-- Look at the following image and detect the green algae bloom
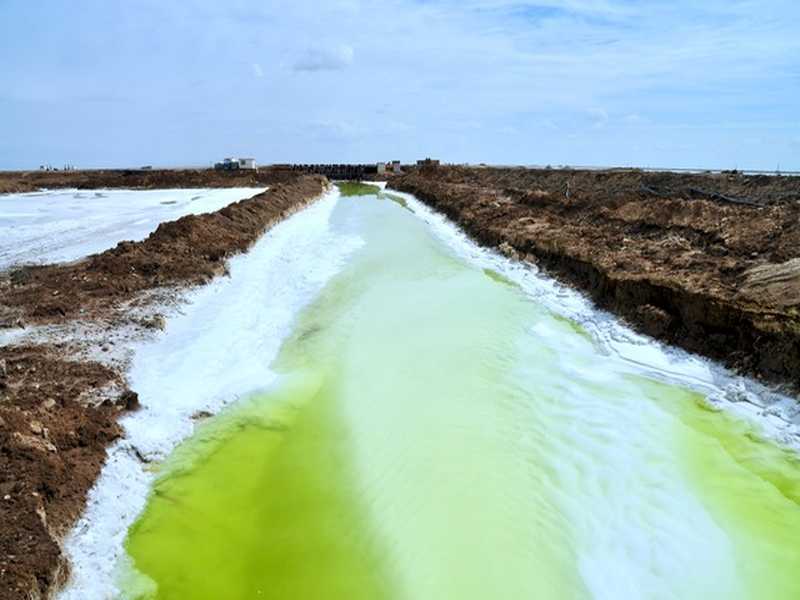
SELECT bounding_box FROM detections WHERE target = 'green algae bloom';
[121,190,800,600]
[335,182,382,196]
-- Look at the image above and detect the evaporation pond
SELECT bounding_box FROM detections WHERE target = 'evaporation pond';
[120,186,800,600]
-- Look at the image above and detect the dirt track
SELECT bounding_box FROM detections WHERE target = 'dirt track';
[390,166,800,388]
[0,174,327,599]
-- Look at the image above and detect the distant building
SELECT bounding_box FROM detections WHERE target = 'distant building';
[214,157,257,171]
[417,158,440,167]
[376,162,386,174]
[392,160,402,174]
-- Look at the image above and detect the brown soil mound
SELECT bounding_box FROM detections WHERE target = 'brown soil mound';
[0,347,126,598]
[390,166,800,388]
[0,175,327,599]
[0,167,301,195]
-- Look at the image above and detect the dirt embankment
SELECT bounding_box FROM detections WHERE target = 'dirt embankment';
[0,175,327,599]
[390,166,800,388]
[0,167,305,195]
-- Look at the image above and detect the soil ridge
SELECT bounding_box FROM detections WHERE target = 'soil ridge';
[389,166,800,388]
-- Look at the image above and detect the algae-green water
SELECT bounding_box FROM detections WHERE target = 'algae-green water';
[121,187,800,599]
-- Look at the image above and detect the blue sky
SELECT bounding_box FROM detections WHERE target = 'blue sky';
[1,0,798,170]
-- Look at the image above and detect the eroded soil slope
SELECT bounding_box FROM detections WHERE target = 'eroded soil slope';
[390,167,800,387]
[0,175,327,599]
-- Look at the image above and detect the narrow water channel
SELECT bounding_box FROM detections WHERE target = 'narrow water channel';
[119,184,800,599]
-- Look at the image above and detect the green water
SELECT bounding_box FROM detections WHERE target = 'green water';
[334,181,382,196]
[121,189,800,599]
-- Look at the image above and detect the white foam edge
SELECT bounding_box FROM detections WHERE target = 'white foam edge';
[387,188,800,452]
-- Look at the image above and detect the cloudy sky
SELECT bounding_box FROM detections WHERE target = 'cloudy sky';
[1,0,798,170]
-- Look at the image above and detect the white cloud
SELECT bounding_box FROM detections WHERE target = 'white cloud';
[588,108,609,129]
[2,0,799,169]
[293,44,354,72]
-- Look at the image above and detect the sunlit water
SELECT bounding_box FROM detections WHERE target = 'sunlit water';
[120,187,800,599]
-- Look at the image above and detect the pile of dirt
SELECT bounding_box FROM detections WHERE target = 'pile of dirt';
[0,175,327,599]
[390,166,800,388]
[0,167,302,195]
[410,165,800,206]
[0,347,127,598]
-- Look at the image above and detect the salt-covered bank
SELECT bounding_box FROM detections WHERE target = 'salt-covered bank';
[58,188,361,599]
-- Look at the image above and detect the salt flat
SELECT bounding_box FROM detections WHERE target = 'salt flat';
[0,187,265,270]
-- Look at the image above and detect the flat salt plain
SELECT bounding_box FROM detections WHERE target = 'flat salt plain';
[0,187,265,270]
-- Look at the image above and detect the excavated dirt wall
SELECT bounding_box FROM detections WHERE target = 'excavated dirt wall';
[390,167,800,388]
[0,175,327,599]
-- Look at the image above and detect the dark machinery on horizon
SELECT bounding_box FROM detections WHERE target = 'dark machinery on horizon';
[274,164,382,180]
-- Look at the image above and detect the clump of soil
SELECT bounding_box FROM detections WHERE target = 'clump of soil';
[390,166,800,388]
[0,346,126,599]
[0,174,327,599]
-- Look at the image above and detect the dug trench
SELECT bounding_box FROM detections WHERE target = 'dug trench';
[389,166,800,389]
[0,175,327,599]
[2,165,800,598]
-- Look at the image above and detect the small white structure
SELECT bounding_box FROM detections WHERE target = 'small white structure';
[377,162,386,175]
[214,157,257,171]
[392,160,402,174]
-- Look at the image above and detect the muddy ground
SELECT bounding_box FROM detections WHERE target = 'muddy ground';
[390,166,800,388]
[0,174,327,599]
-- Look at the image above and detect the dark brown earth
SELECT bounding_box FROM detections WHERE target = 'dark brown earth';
[390,166,800,388]
[0,174,327,599]
[0,167,307,195]
[0,347,126,599]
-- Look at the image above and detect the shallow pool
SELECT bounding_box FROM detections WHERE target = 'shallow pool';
[120,185,800,599]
